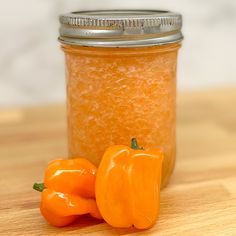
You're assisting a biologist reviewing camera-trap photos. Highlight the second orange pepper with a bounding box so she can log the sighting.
[95,138,164,229]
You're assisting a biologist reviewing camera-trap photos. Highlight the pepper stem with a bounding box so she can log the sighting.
[131,138,143,150]
[33,182,45,192]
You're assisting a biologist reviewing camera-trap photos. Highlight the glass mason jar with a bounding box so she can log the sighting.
[59,10,183,187]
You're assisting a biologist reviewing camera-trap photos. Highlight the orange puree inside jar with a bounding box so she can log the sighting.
[62,43,181,187]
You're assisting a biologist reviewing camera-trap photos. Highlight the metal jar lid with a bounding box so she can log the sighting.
[59,10,183,47]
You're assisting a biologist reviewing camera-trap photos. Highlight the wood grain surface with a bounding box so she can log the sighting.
[1,88,236,235]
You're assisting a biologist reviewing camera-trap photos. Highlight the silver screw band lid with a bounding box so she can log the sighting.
[59,10,183,47]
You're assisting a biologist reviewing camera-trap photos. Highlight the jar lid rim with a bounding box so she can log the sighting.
[59,10,183,47]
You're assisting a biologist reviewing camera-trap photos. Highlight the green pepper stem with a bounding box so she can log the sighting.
[131,138,143,150]
[33,182,45,192]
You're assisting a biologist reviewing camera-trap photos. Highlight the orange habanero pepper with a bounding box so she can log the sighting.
[33,158,102,227]
[96,138,163,229]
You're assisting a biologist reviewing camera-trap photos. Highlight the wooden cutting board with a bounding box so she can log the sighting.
[1,88,236,235]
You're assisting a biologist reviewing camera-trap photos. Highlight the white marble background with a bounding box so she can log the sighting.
[0,0,236,107]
